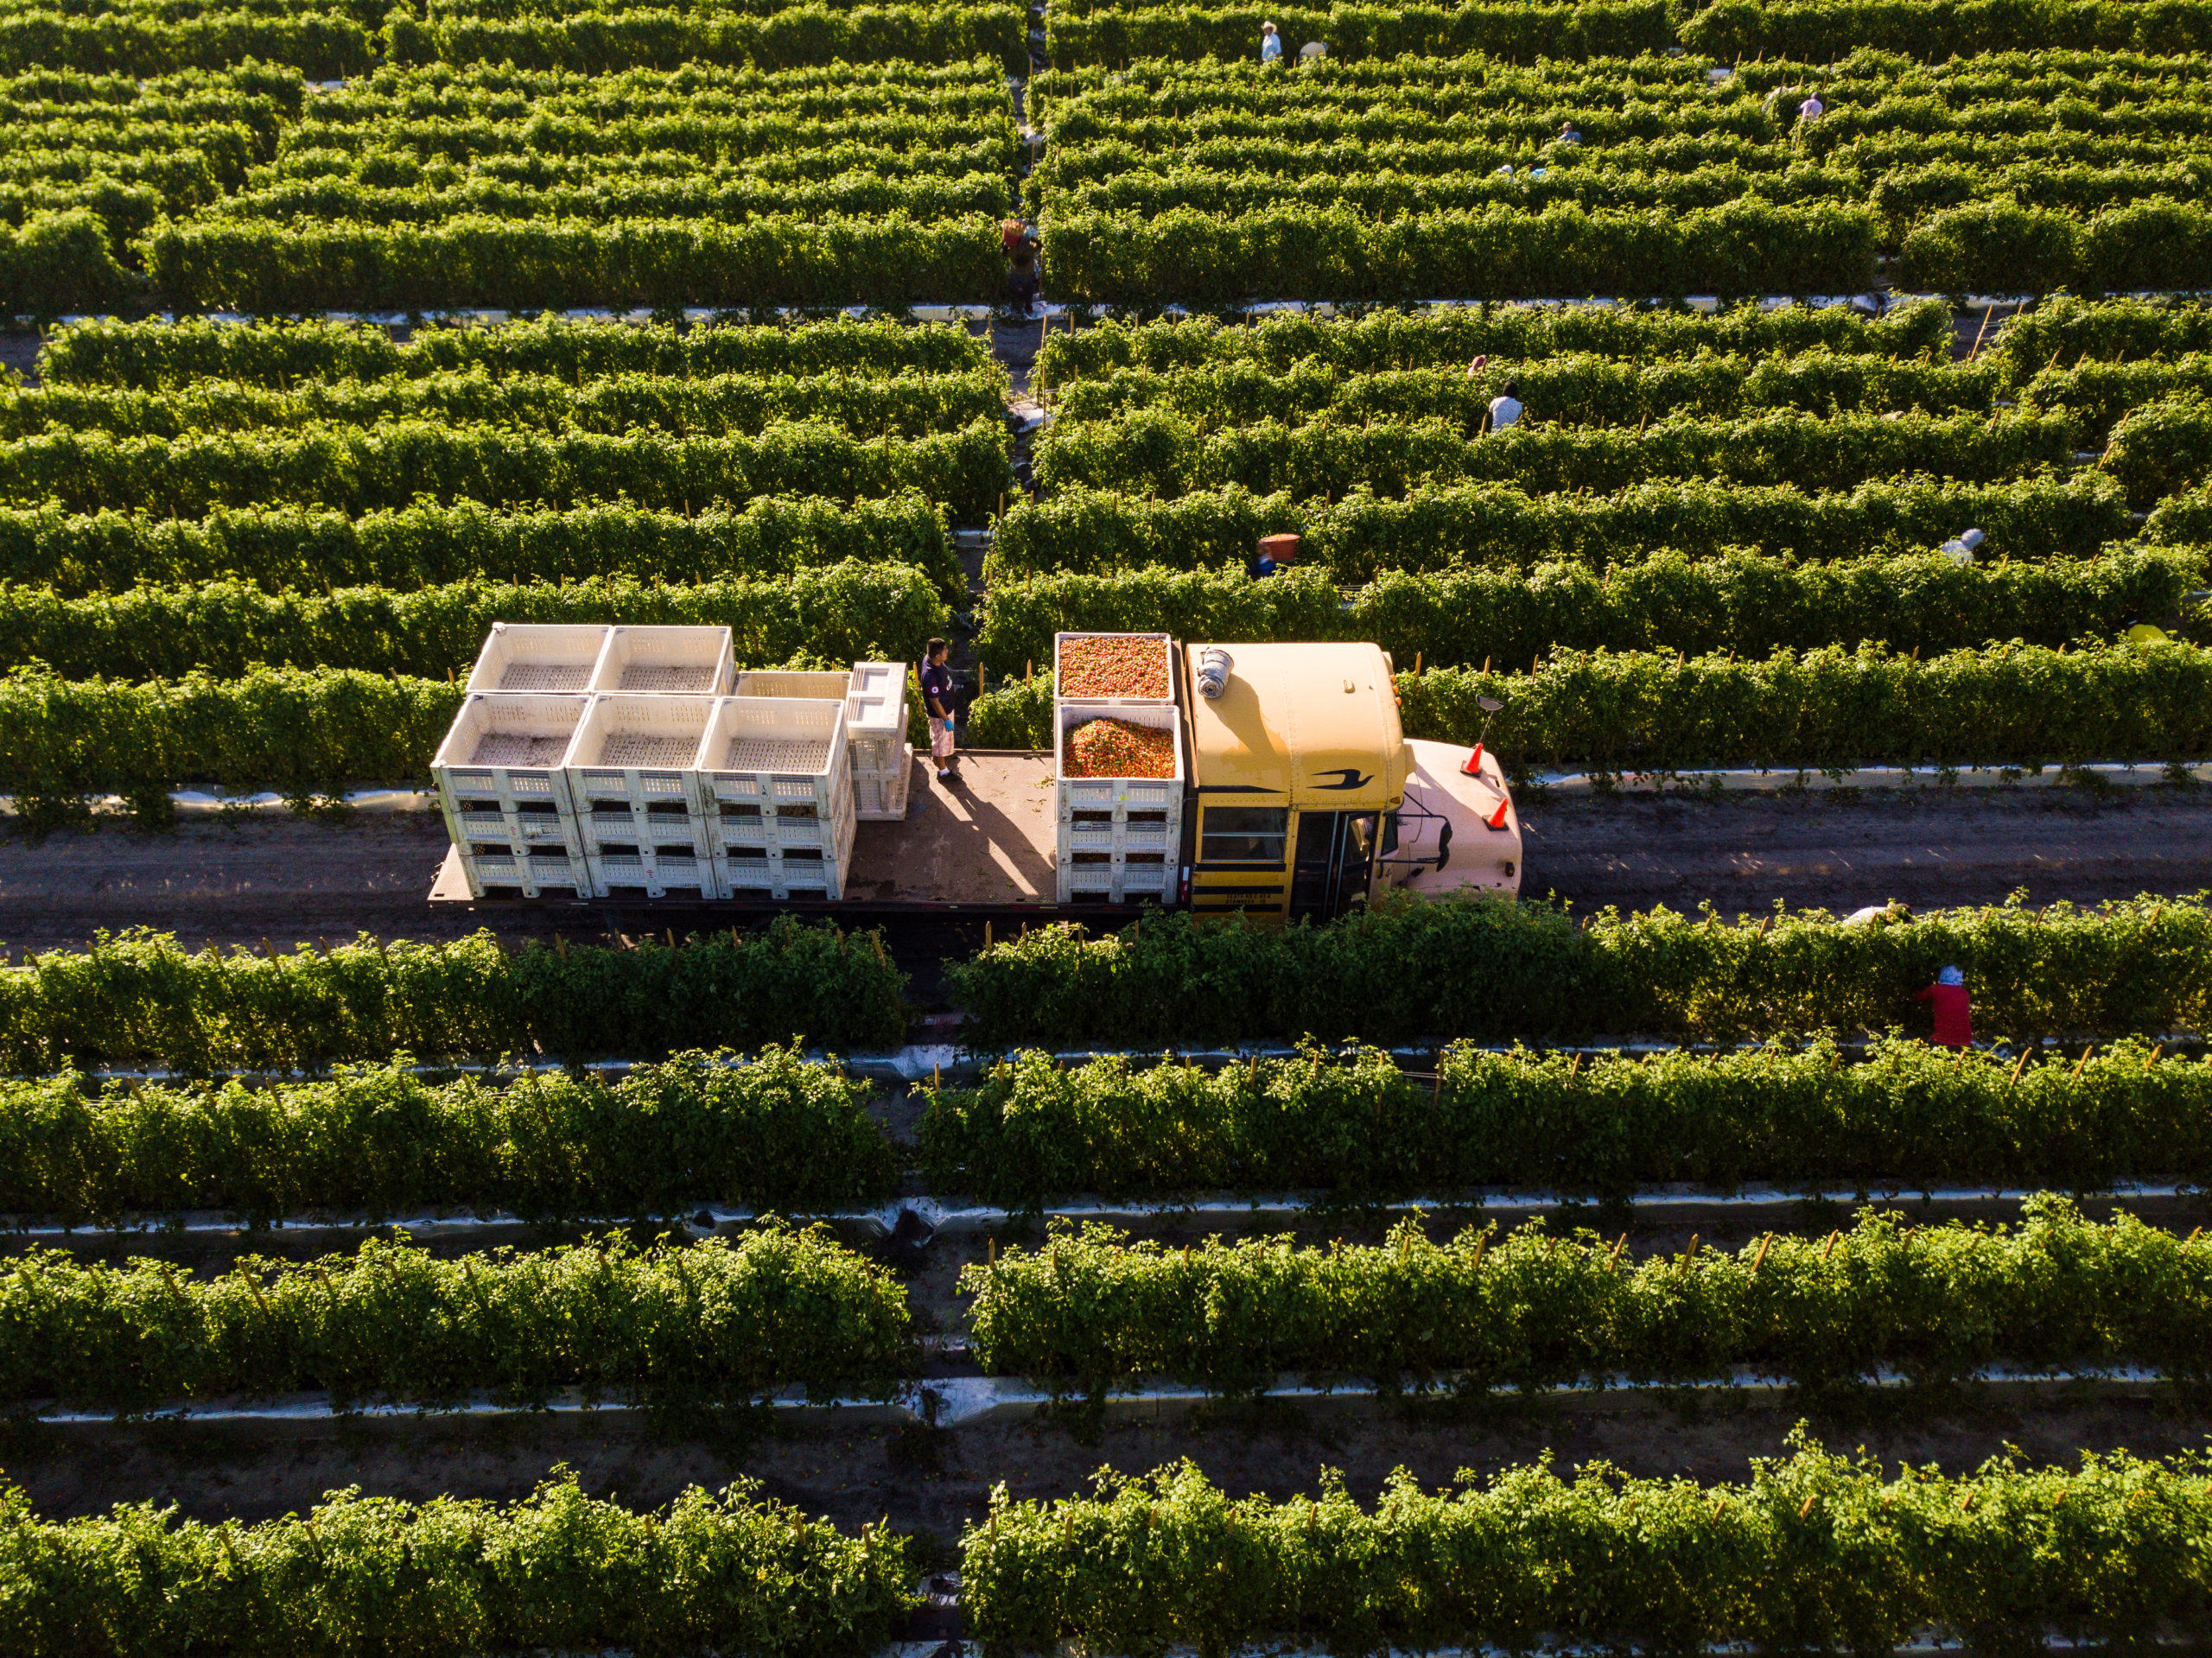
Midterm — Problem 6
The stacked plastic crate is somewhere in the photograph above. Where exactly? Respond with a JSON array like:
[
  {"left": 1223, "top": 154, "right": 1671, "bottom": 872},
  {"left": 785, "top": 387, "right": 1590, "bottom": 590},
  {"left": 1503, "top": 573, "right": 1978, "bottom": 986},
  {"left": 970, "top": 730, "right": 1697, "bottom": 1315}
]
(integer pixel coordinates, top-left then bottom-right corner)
[
  {"left": 431, "top": 624, "right": 609, "bottom": 897},
  {"left": 845, "top": 661, "right": 912, "bottom": 820},
  {"left": 1052, "top": 632, "right": 1183, "bottom": 905},
  {"left": 562, "top": 628, "right": 733, "bottom": 899},
  {"left": 693, "top": 695, "right": 856, "bottom": 899}
]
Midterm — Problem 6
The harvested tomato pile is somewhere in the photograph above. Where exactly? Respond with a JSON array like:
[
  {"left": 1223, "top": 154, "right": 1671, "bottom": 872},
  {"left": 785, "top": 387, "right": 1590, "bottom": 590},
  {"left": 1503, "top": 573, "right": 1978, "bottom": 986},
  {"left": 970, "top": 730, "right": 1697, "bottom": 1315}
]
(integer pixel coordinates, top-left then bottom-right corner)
[
  {"left": 1064, "top": 717, "right": 1176, "bottom": 778},
  {"left": 1058, "top": 633, "right": 1171, "bottom": 699}
]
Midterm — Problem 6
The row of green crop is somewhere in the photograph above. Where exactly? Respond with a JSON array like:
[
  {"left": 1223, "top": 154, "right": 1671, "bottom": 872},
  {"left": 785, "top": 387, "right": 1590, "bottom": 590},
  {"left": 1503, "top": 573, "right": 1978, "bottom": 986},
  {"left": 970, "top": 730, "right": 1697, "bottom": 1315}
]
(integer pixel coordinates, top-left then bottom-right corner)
[
  {"left": 142, "top": 213, "right": 1008, "bottom": 314},
  {"left": 1046, "top": 0, "right": 2212, "bottom": 68},
  {"left": 0, "top": 492, "right": 962, "bottom": 600},
  {"left": 2, "top": 1223, "right": 908, "bottom": 1412},
  {"left": 980, "top": 638, "right": 2212, "bottom": 781},
  {"left": 207, "top": 169, "right": 1015, "bottom": 225},
  {"left": 7, "top": 1032, "right": 2201, "bottom": 1223},
  {"left": 947, "top": 894, "right": 2208, "bottom": 1048},
  {"left": 15, "top": 638, "right": 2200, "bottom": 813},
  {"left": 1049, "top": 351, "right": 2212, "bottom": 435},
  {"left": 0, "top": 898, "right": 2198, "bottom": 1069},
  {"left": 1035, "top": 130, "right": 2212, "bottom": 200},
  {"left": 264, "top": 137, "right": 1012, "bottom": 188},
  {"left": 1042, "top": 194, "right": 2212, "bottom": 304},
  {"left": 0, "top": 924, "right": 906, "bottom": 1072},
  {"left": 0, "top": 1046, "right": 898, "bottom": 1223},
  {"left": 0, "top": 419, "right": 1010, "bottom": 524},
  {"left": 1062, "top": 349, "right": 2212, "bottom": 442},
  {"left": 964, "top": 1201, "right": 2211, "bottom": 1396},
  {"left": 0, "top": 4, "right": 1026, "bottom": 77},
  {"left": 1030, "top": 299, "right": 2037, "bottom": 384},
  {"left": 7, "top": 1442, "right": 2209, "bottom": 1656},
  {"left": 1, "top": 365, "right": 1011, "bottom": 442},
  {"left": 0, "top": 562, "right": 947, "bottom": 683},
  {"left": 1036, "top": 159, "right": 2212, "bottom": 243},
  {"left": 924, "top": 1037, "right": 2212, "bottom": 1207},
  {"left": 1044, "top": 198, "right": 1879, "bottom": 305},
  {"left": 971, "top": 550, "right": 2203, "bottom": 677},
  {"left": 272, "top": 109, "right": 1016, "bottom": 165},
  {"left": 0, "top": 1471, "right": 909, "bottom": 1658},
  {"left": 969, "top": 1441, "right": 2212, "bottom": 1652},
  {"left": 38, "top": 314, "right": 991, "bottom": 387},
  {"left": 1032, "top": 408, "right": 2078, "bottom": 501},
  {"left": 988, "top": 477, "right": 2137, "bottom": 582}
]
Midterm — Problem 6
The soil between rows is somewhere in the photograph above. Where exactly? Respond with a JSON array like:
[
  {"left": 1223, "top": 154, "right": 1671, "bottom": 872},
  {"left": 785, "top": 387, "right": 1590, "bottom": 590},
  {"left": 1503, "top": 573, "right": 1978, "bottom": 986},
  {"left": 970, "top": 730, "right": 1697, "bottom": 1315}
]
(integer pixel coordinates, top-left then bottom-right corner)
[
  {"left": 7, "top": 1393, "right": 2209, "bottom": 1541},
  {"left": 0, "top": 784, "right": 2205, "bottom": 965}
]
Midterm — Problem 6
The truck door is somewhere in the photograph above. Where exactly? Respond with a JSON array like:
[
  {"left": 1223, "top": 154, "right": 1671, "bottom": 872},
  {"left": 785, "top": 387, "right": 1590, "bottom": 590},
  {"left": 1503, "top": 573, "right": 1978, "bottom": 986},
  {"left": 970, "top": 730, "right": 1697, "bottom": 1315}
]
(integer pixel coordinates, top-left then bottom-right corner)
[{"left": 1288, "top": 810, "right": 1377, "bottom": 920}]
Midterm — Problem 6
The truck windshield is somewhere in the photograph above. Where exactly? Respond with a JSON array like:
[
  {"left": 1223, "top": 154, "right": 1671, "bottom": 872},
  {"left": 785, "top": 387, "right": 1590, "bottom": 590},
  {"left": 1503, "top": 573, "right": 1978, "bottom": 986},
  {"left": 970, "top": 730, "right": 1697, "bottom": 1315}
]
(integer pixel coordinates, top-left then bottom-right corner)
[{"left": 1200, "top": 805, "right": 1288, "bottom": 865}]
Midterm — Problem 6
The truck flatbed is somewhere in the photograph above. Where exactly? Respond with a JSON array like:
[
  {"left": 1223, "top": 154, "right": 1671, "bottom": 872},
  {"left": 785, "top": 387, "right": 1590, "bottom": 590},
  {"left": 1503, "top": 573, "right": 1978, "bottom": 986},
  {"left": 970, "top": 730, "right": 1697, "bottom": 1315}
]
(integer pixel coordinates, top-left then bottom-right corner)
[{"left": 429, "top": 751, "right": 1151, "bottom": 919}]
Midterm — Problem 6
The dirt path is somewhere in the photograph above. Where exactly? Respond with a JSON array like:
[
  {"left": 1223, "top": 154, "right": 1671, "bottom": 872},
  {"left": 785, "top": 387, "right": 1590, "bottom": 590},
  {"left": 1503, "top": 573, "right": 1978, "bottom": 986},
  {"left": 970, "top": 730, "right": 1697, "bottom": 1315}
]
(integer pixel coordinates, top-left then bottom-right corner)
[
  {"left": 1518, "top": 784, "right": 2212, "bottom": 916},
  {"left": 8, "top": 1391, "right": 2204, "bottom": 1539},
  {"left": 3, "top": 785, "right": 2205, "bottom": 959}
]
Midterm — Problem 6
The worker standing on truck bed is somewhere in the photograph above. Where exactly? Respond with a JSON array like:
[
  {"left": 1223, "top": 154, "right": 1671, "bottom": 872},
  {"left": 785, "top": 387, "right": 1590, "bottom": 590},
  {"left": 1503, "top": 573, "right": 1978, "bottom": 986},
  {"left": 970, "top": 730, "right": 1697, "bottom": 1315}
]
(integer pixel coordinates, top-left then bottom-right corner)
[
  {"left": 923, "top": 638, "right": 959, "bottom": 785},
  {"left": 1915, "top": 964, "right": 1972, "bottom": 1048}
]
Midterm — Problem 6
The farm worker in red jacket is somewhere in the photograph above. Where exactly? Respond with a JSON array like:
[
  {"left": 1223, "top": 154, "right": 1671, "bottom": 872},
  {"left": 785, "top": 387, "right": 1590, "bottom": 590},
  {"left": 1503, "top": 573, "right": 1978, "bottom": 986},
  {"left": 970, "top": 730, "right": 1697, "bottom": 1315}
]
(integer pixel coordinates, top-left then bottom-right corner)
[{"left": 1915, "top": 964, "right": 1971, "bottom": 1048}]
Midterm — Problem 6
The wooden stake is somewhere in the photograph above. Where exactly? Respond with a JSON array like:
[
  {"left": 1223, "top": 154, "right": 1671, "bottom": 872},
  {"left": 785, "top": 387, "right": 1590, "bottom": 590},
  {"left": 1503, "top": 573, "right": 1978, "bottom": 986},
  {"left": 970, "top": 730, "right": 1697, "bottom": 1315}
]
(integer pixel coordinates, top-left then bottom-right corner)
[
  {"left": 2073, "top": 1045, "right": 2093, "bottom": 1079},
  {"left": 2145, "top": 1043, "right": 2164, "bottom": 1070},
  {"left": 1821, "top": 1229, "right": 1839, "bottom": 1261},
  {"left": 2008, "top": 1049, "right": 2028, "bottom": 1086},
  {"left": 1751, "top": 1232, "right": 1772, "bottom": 1274}
]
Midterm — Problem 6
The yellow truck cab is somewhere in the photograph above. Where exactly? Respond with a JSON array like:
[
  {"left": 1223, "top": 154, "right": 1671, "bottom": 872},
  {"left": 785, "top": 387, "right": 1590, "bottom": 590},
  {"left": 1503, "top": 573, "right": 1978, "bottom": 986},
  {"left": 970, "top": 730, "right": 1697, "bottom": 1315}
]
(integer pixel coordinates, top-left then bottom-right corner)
[{"left": 1180, "top": 641, "right": 1522, "bottom": 922}]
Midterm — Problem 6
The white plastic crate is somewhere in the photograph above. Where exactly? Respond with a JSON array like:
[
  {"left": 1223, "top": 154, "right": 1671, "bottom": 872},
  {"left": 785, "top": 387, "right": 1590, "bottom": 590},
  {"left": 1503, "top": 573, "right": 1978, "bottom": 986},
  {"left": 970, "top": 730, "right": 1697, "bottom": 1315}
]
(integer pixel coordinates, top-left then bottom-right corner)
[
  {"left": 716, "top": 797, "right": 857, "bottom": 900},
  {"left": 448, "top": 822, "right": 589, "bottom": 899},
  {"left": 852, "top": 743, "right": 913, "bottom": 821},
  {"left": 845, "top": 660, "right": 909, "bottom": 776},
  {"left": 691, "top": 696, "right": 849, "bottom": 816},
  {"left": 1053, "top": 632, "right": 1175, "bottom": 705},
  {"left": 564, "top": 693, "right": 712, "bottom": 816},
  {"left": 432, "top": 696, "right": 590, "bottom": 894},
  {"left": 589, "top": 625, "right": 734, "bottom": 696},
  {"left": 734, "top": 670, "right": 850, "bottom": 700},
  {"left": 1054, "top": 700, "right": 1185, "bottom": 817},
  {"left": 584, "top": 842, "right": 721, "bottom": 900},
  {"left": 465, "top": 624, "right": 610, "bottom": 694},
  {"left": 1056, "top": 852, "right": 1177, "bottom": 905}
]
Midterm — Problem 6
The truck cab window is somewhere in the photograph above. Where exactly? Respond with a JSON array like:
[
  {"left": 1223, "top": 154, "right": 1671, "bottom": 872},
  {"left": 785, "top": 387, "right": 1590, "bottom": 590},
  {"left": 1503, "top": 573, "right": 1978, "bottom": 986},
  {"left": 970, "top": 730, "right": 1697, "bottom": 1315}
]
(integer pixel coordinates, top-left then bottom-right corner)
[{"left": 1200, "top": 804, "right": 1288, "bottom": 865}]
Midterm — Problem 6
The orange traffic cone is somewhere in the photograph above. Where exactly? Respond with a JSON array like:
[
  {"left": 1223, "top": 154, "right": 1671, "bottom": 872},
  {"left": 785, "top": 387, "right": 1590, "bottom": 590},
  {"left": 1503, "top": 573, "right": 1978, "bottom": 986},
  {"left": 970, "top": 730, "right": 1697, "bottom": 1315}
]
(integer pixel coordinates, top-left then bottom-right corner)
[
  {"left": 1486, "top": 797, "right": 1510, "bottom": 830},
  {"left": 1460, "top": 741, "right": 1485, "bottom": 777}
]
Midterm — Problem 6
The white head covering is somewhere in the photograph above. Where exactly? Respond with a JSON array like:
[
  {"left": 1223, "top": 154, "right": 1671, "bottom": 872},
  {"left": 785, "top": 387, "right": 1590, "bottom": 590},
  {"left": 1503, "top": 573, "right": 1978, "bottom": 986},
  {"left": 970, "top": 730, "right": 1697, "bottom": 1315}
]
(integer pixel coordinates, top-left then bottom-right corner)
[{"left": 1937, "top": 965, "right": 1965, "bottom": 987}]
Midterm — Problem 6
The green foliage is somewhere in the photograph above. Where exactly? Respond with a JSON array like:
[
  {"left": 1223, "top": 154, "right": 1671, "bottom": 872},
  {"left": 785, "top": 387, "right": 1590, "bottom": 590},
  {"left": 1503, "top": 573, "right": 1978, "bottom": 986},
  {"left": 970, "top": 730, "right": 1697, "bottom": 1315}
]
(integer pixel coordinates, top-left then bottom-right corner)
[
  {"left": 1685, "top": 0, "right": 2212, "bottom": 60},
  {"left": 0, "top": 209, "right": 134, "bottom": 316},
  {"left": 0, "top": 9, "right": 372, "bottom": 79},
  {"left": 0, "top": 664, "right": 462, "bottom": 804},
  {"left": 960, "top": 1199, "right": 2212, "bottom": 1395},
  {"left": 0, "top": 492, "right": 963, "bottom": 603},
  {"left": 143, "top": 212, "right": 1010, "bottom": 314},
  {"left": 972, "top": 550, "right": 2203, "bottom": 676},
  {"left": 1047, "top": 1, "right": 1673, "bottom": 67},
  {"left": 988, "top": 477, "right": 2129, "bottom": 582},
  {"left": 38, "top": 314, "right": 994, "bottom": 389},
  {"left": 0, "top": 1471, "right": 910, "bottom": 1658},
  {"left": 0, "top": 923, "right": 908, "bottom": 1071},
  {"left": 1896, "top": 196, "right": 2212, "bottom": 295},
  {"left": 1032, "top": 408, "right": 2075, "bottom": 500},
  {"left": 1994, "top": 292, "right": 2212, "bottom": 378},
  {"left": 389, "top": 4, "right": 1027, "bottom": 74},
  {"left": 0, "top": 367, "right": 1012, "bottom": 442},
  {"left": 974, "top": 638, "right": 2212, "bottom": 771},
  {"left": 2103, "top": 392, "right": 2212, "bottom": 509},
  {"left": 0, "top": 1222, "right": 910, "bottom": 1411},
  {"left": 919, "top": 1036, "right": 2210, "bottom": 1205},
  {"left": 0, "top": 562, "right": 950, "bottom": 681},
  {"left": 0, "top": 1045, "right": 898, "bottom": 1223},
  {"left": 965, "top": 1439, "right": 2212, "bottom": 1653},
  {"left": 0, "top": 418, "right": 1012, "bottom": 524},
  {"left": 945, "top": 893, "right": 2212, "bottom": 1047},
  {"left": 1395, "top": 638, "right": 2212, "bottom": 778},
  {"left": 1034, "top": 302, "right": 1954, "bottom": 386},
  {"left": 1044, "top": 200, "right": 1878, "bottom": 305}
]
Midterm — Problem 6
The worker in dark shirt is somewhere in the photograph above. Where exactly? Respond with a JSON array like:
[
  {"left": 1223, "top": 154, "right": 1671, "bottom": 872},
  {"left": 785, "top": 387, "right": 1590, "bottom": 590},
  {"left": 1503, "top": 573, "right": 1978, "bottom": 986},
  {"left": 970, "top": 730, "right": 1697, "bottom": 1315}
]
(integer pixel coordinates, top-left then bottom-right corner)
[
  {"left": 1914, "top": 964, "right": 1972, "bottom": 1047},
  {"left": 920, "top": 638, "right": 958, "bottom": 785}
]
